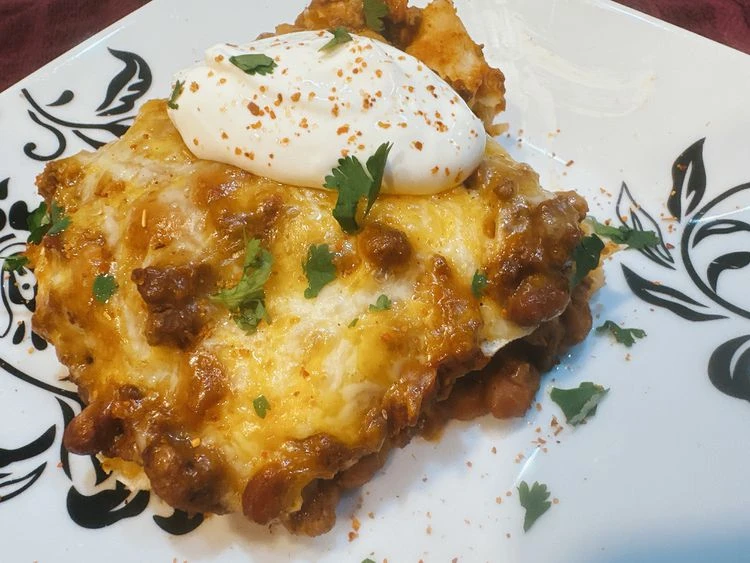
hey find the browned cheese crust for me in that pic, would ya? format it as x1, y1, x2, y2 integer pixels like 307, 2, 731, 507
27, 0, 597, 536
276, 0, 506, 128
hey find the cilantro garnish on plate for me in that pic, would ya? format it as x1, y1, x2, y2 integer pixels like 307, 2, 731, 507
518, 481, 552, 532
27, 201, 70, 244
471, 270, 488, 298
570, 234, 603, 287
596, 320, 646, 347
253, 395, 271, 418
2, 253, 28, 273
324, 142, 392, 234
369, 294, 392, 311
550, 382, 609, 426
363, 0, 389, 32
211, 238, 273, 333
304, 243, 337, 298
589, 216, 660, 250
92, 274, 118, 303
320, 27, 353, 52
229, 54, 277, 76
167, 79, 184, 109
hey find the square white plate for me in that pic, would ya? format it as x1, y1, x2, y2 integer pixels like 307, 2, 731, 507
1, 1, 750, 561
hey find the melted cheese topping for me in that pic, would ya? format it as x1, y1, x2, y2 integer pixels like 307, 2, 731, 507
30, 100, 564, 517
167, 31, 486, 195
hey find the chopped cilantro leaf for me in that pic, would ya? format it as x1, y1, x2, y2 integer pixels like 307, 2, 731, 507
229, 54, 277, 76
26, 202, 49, 244
348, 318, 359, 328
364, 142, 391, 214
2, 253, 28, 273
596, 320, 646, 347
27, 201, 70, 244
325, 157, 371, 233
211, 238, 273, 333
589, 216, 660, 250
92, 274, 118, 303
364, 0, 389, 32
320, 27, 353, 52
234, 301, 269, 333
253, 395, 270, 418
571, 234, 603, 287
167, 79, 184, 110
550, 382, 609, 426
304, 244, 337, 298
362, 559, 377, 563
324, 142, 392, 233
369, 294, 391, 311
47, 202, 70, 236
471, 270, 488, 298
518, 481, 552, 532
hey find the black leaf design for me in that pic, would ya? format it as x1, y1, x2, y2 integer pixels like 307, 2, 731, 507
707, 252, 750, 292
72, 129, 107, 150
0, 179, 8, 232
0, 239, 35, 338
0, 356, 81, 404
0, 427, 55, 504
21, 53, 150, 162
681, 182, 750, 320
57, 399, 76, 480
0, 426, 56, 468
48, 90, 74, 107
0, 180, 7, 232
67, 481, 150, 529
616, 182, 674, 268
0, 463, 46, 503
12, 322, 24, 344
96, 49, 152, 117
693, 219, 750, 246
9, 201, 31, 231
622, 264, 725, 322
7, 269, 34, 308
667, 138, 706, 221
31, 330, 48, 351
23, 109, 67, 161
153, 509, 204, 535
708, 335, 750, 402
1, 284, 16, 339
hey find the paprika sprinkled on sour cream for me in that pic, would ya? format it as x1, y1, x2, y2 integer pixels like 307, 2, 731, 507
167, 30, 485, 195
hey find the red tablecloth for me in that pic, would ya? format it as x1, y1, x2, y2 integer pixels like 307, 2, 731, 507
1, 0, 749, 92
1, 0, 148, 92
624, 0, 750, 53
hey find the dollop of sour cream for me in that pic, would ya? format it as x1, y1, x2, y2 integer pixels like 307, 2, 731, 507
168, 30, 486, 195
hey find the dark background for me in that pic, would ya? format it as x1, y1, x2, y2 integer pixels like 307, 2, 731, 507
1, 0, 748, 92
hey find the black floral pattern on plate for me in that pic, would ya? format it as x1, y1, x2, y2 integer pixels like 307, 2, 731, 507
4, 45, 746, 540
619, 138, 750, 402
0, 49, 203, 536
21, 49, 151, 161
